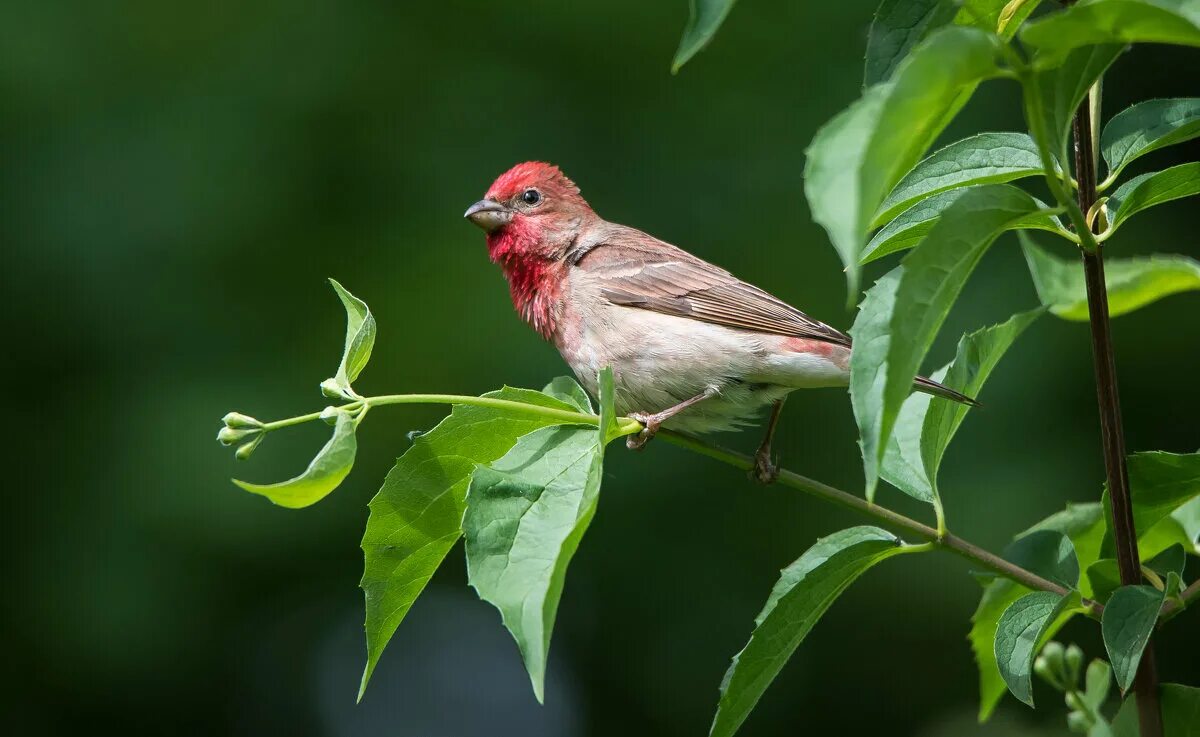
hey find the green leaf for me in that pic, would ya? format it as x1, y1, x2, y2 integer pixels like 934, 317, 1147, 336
995, 590, 1081, 706
882, 308, 1043, 505
1102, 584, 1165, 690
542, 376, 593, 414
1107, 162, 1200, 232
805, 26, 1003, 302
1026, 44, 1125, 165
873, 133, 1045, 226
955, 0, 1044, 39
851, 185, 1043, 500
1113, 683, 1200, 737
1022, 233, 1200, 321
1148, 543, 1187, 579
1171, 496, 1200, 552
1101, 98, 1200, 182
863, 185, 1060, 264
972, 505, 1101, 720
1022, 0, 1200, 68
710, 527, 916, 737
233, 408, 358, 508
672, 0, 738, 72
864, 0, 958, 87
463, 422, 604, 702
326, 279, 376, 399
358, 386, 585, 699
1084, 658, 1115, 714
1129, 450, 1200, 540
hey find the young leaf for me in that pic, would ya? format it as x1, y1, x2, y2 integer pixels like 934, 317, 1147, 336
1022, 234, 1200, 321
995, 590, 1081, 706
863, 186, 1060, 264
1022, 0, 1200, 67
672, 0, 738, 73
882, 308, 1043, 505
1025, 44, 1125, 165
1112, 683, 1200, 737
1102, 585, 1165, 690
1107, 162, 1200, 232
955, 0, 1043, 39
359, 386, 588, 699
463, 422, 604, 703
972, 505, 1100, 720
805, 26, 1003, 301
233, 409, 358, 508
326, 279, 376, 399
873, 133, 1045, 226
852, 185, 1043, 500
542, 376, 593, 414
1101, 98, 1200, 183
709, 527, 917, 737
864, 0, 958, 87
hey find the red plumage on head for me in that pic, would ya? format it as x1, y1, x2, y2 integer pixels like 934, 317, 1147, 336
485, 161, 583, 204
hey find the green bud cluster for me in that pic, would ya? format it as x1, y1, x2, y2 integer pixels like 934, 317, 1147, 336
218, 411, 265, 460
1035, 641, 1112, 734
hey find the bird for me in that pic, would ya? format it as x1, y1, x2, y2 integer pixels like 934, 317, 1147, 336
464, 162, 975, 483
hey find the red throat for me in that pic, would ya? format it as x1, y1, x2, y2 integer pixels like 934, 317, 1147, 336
487, 218, 564, 339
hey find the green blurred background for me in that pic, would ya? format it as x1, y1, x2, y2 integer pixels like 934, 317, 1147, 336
4, 1, 1198, 735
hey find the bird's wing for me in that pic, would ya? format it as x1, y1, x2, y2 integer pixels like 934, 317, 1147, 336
572, 226, 851, 347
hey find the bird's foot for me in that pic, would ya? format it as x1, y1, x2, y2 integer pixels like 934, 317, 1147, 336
625, 412, 661, 451
751, 449, 779, 485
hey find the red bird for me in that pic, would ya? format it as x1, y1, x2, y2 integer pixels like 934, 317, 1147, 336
465, 162, 973, 482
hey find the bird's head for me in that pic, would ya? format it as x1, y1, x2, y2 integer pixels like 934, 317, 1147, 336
465, 162, 593, 263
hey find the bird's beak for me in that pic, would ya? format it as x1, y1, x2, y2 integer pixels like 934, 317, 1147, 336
464, 199, 512, 232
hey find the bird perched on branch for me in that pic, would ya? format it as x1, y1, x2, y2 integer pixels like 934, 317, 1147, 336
465, 162, 974, 482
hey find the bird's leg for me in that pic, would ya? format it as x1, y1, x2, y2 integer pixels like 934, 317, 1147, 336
751, 398, 786, 485
626, 386, 720, 451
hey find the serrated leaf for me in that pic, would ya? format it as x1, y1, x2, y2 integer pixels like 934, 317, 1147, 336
955, 0, 1043, 39
1101, 98, 1200, 181
873, 133, 1045, 226
709, 526, 915, 737
673, 0, 738, 72
851, 185, 1043, 500
972, 505, 1101, 720
995, 590, 1081, 706
327, 279, 376, 398
464, 422, 604, 702
233, 409, 358, 508
882, 308, 1042, 504
1026, 44, 1125, 165
863, 185, 1061, 264
542, 376, 593, 414
805, 26, 1003, 302
1107, 162, 1200, 232
1113, 683, 1200, 737
1102, 584, 1165, 690
1021, 233, 1200, 321
358, 387, 586, 699
864, 0, 958, 87
1022, 0, 1200, 68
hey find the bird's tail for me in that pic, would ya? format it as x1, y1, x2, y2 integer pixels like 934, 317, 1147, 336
913, 375, 980, 407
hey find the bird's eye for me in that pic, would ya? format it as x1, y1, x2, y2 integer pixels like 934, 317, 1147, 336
521, 189, 541, 205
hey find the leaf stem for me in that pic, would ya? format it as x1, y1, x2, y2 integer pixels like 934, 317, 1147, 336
657, 430, 1099, 613
1159, 577, 1200, 623
1069, 77, 1163, 737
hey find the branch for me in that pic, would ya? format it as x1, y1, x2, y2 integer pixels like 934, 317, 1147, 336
1160, 577, 1200, 623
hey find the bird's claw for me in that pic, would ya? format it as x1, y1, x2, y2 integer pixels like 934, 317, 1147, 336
625, 413, 659, 451
751, 450, 779, 485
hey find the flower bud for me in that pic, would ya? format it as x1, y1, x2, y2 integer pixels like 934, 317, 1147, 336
1034, 655, 1058, 688
1066, 711, 1090, 733
218, 426, 259, 446
235, 434, 263, 460
1065, 691, 1085, 712
320, 405, 340, 426
222, 412, 262, 428
1064, 644, 1084, 686
321, 378, 347, 399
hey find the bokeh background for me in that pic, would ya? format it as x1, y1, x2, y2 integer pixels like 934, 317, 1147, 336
4, 2, 1198, 735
